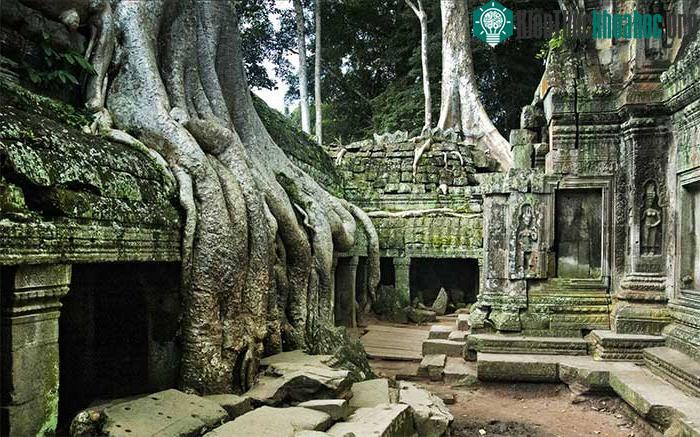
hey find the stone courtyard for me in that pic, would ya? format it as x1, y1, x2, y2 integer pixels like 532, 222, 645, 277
2, 0, 700, 436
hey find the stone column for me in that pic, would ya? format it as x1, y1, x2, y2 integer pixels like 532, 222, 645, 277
393, 257, 411, 307
334, 257, 359, 328
613, 119, 672, 335
1, 264, 71, 436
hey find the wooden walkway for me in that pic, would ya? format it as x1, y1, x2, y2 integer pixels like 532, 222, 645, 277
360, 324, 429, 361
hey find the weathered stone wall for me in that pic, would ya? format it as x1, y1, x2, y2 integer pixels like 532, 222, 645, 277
332, 130, 487, 259
0, 81, 181, 264
470, 1, 700, 341
663, 33, 700, 360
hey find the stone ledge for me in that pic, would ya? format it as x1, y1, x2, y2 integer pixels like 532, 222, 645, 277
421, 339, 465, 357
644, 347, 700, 397
474, 352, 700, 436
468, 334, 589, 356
588, 330, 665, 362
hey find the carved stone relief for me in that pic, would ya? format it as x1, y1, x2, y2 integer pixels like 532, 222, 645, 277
640, 181, 663, 257
508, 196, 547, 280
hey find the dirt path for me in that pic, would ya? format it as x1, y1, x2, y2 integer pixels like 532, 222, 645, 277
370, 359, 657, 437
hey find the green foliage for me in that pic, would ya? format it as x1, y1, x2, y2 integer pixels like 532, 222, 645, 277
22, 33, 95, 90
536, 31, 566, 60
280, 0, 555, 141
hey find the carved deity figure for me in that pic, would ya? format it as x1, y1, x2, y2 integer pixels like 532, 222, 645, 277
516, 204, 539, 275
641, 182, 662, 256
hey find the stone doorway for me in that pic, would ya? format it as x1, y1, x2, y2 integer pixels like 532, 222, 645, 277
57, 262, 181, 432
555, 189, 603, 279
409, 258, 479, 310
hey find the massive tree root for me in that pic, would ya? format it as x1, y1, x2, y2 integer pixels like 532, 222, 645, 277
99, 0, 378, 394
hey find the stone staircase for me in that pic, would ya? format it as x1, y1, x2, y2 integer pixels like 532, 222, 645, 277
414, 316, 700, 436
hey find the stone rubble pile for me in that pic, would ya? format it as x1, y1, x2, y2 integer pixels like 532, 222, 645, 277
70, 351, 453, 437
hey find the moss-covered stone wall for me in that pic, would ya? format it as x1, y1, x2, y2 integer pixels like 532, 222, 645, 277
0, 80, 181, 264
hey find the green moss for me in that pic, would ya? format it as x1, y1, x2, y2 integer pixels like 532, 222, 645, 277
253, 94, 344, 197
0, 78, 90, 130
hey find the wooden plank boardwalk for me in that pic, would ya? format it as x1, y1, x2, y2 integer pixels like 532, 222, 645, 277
360, 324, 429, 361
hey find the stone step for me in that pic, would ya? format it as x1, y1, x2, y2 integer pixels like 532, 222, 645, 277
326, 404, 414, 437
428, 325, 453, 340
473, 353, 700, 436
644, 347, 700, 397
443, 357, 477, 383
469, 334, 589, 356
448, 331, 467, 342
456, 314, 470, 331
588, 330, 665, 362
477, 353, 561, 382
206, 406, 332, 437
422, 339, 466, 357
609, 368, 700, 435
417, 354, 446, 380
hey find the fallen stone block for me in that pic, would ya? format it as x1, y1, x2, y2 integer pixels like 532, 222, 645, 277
431, 288, 448, 316
294, 432, 336, 437
422, 339, 465, 357
349, 378, 390, 408
418, 354, 446, 381
298, 399, 350, 421
428, 325, 452, 340
326, 404, 414, 437
204, 394, 253, 420
261, 350, 334, 370
398, 382, 453, 437
443, 357, 476, 383
205, 406, 332, 437
73, 389, 228, 437
407, 307, 437, 324
246, 366, 352, 406
448, 331, 467, 342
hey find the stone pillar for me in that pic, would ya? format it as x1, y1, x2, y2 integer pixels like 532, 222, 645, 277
334, 257, 359, 328
613, 119, 672, 335
1, 264, 71, 436
393, 257, 411, 307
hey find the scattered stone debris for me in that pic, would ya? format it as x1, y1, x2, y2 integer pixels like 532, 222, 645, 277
69, 351, 454, 437
70, 389, 228, 437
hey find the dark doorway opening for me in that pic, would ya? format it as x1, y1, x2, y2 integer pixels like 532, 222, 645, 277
409, 258, 479, 309
379, 257, 395, 286
57, 262, 180, 432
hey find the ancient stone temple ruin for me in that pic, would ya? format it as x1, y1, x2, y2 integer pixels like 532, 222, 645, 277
2, 0, 700, 436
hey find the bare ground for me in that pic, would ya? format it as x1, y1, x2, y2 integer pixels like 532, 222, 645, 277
370, 359, 659, 437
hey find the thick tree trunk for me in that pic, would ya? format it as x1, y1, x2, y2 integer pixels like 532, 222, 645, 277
314, 0, 322, 145
293, 0, 311, 133
90, 0, 379, 395
437, 0, 512, 170
405, 0, 431, 134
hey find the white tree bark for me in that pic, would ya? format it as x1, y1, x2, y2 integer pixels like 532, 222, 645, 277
314, 0, 323, 145
293, 0, 311, 133
405, 0, 432, 134
59, 0, 382, 395
437, 0, 513, 170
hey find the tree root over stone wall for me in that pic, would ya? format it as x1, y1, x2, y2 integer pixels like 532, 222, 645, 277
94, 0, 379, 395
